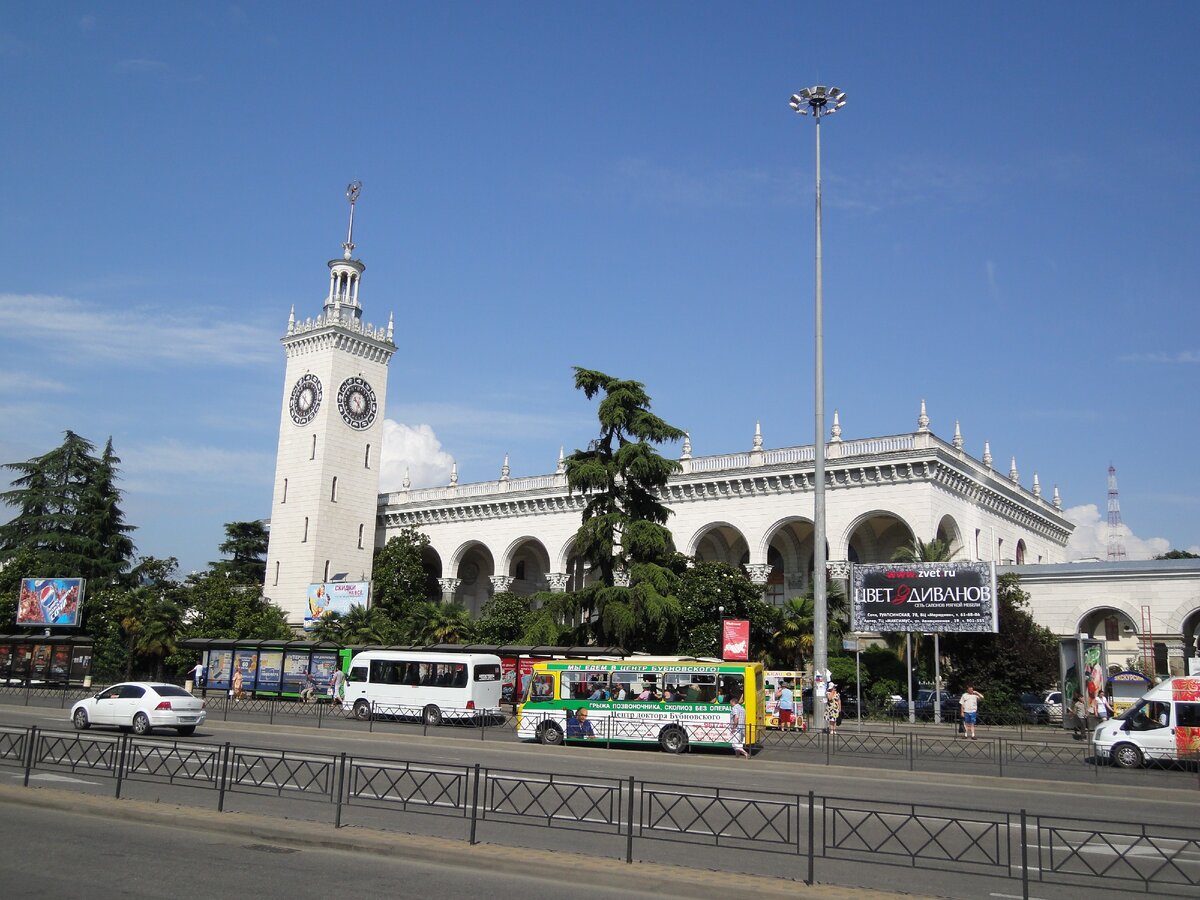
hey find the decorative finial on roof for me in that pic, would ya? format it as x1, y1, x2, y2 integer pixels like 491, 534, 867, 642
830, 410, 842, 443
1032, 473, 1041, 498
343, 181, 362, 260
386, 311, 394, 341
983, 440, 993, 469
1009, 456, 1019, 483
402, 467, 411, 490
556, 445, 565, 474
752, 420, 763, 451
917, 399, 930, 433
500, 453, 510, 481
1053, 485, 1062, 511
952, 419, 963, 452
680, 432, 692, 460
449, 461, 458, 486
287, 305, 296, 334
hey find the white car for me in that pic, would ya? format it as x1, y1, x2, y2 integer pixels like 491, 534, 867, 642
70, 682, 207, 736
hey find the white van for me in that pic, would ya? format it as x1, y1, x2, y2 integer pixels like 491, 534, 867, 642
1092, 676, 1200, 768
344, 650, 503, 725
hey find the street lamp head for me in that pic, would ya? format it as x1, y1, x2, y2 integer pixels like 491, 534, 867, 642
790, 85, 847, 117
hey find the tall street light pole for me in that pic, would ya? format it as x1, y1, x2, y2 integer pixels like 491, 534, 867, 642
790, 85, 846, 730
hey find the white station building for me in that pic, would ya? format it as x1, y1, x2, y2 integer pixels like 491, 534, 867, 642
263, 201, 1200, 676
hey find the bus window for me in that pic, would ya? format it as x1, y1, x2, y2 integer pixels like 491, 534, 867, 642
561, 671, 609, 700
717, 675, 745, 703
474, 664, 501, 683
370, 659, 404, 685
348, 665, 367, 684
529, 673, 554, 700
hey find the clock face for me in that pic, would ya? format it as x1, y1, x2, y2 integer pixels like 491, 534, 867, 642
289, 374, 322, 426
337, 376, 378, 430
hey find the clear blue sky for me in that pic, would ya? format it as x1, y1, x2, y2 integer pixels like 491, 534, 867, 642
2, 3, 1198, 575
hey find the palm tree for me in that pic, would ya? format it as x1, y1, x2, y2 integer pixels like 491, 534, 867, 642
338, 605, 396, 645
308, 611, 344, 643
416, 602, 474, 644
772, 596, 814, 670
884, 536, 959, 679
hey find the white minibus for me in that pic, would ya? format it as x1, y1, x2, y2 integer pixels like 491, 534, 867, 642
1092, 676, 1200, 768
344, 650, 503, 725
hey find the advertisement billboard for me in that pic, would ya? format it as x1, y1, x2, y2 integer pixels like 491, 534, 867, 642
234, 649, 259, 692
304, 581, 369, 631
850, 562, 998, 633
1059, 638, 1107, 729
282, 651, 310, 693
17, 578, 85, 627
258, 651, 284, 692
207, 650, 233, 691
722, 619, 750, 661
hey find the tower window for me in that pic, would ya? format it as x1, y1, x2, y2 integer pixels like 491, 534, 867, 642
282, 478, 288, 504
358, 524, 365, 549
331, 476, 338, 502
324, 560, 330, 582
311, 434, 317, 460
303, 517, 309, 542
365, 444, 371, 469
274, 561, 280, 586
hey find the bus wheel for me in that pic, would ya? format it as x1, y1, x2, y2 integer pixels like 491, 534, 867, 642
1112, 743, 1143, 769
353, 700, 371, 721
423, 705, 442, 727
538, 722, 564, 746
659, 726, 688, 754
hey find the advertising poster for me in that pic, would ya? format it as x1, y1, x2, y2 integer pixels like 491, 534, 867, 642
517, 658, 537, 702
49, 646, 71, 682
17, 578, 85, 627
310, 651, 339, 687
31, 645, 51, 678
304, 581, 369, 631
0, 645, 11, 679
208, 650, 233, 690
282, 651, 310, 692
1173, 678, 1200, 757
1059, 639, 1107, 729
12, 646, 32, 676
70, 648, 93, 681
722, 619, 750, 661
850, 562, 998, 633
234, 649, 259, 692
500, 657, 518, 703
258, 651, 284, 691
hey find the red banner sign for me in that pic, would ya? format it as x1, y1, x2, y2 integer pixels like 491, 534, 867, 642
722, 619, 750, 661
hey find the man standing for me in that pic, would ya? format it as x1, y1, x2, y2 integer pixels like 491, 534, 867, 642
730, 694, 750, 759
775, 679, 796, 731
959, 686, 984, 740
190, 660, 205, 689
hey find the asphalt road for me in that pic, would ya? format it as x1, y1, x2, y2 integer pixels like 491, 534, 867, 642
2, 702, 1198, 900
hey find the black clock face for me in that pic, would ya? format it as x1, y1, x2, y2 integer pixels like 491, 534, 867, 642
337, 376, 377, 430
289, 374, 322, 426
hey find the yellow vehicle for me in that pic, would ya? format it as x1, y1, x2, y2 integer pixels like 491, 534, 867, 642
763, 670, 805, 729
517, 658, 764, 753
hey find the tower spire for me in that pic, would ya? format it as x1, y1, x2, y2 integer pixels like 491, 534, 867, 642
343, 181, 362, 260
1107, 464, 1127, 561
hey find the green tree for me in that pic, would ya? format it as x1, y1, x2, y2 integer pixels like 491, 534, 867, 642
564, 368, 685, 651
184, 573, 292, 641
940, 573, 1058, 706
210, 520, 269, 584
372, 528, 438, 619
771, 596, 814, 670
406, 601, 473, 644
474, 592, 533, 644
1154, 549, 1200, 560
675, 561, 778, 660
891, 537, 956, 564
0, 431, 136, 581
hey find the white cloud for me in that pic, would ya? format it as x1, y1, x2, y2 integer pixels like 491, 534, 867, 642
0, 294, 277, 367
0, 371, 72, 393
1118, 350, 1200, 364
379, 420, 455, 492
1063, 504, 1171, 561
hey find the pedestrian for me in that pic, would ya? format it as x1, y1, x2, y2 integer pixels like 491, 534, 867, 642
329, 667, 346, 708
730, 694, 750, 758
1070, 692, 1087, 740
231, 667, 245, 702
1095, 689, 1112, 722
775, 679, 796, 732
300, 671, 316, 704
826, 684, 842, 734
190, 660, 205, 688
959, 686, 984, 740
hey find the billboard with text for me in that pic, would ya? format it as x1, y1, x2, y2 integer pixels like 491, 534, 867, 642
304, 581, 369, 631
850, 562, 997, 633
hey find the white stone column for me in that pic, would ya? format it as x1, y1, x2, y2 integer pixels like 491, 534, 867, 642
745, 563, 772, 586
438, 578, 461, 604
489, 575, 515, 594
546, 572, 570, 593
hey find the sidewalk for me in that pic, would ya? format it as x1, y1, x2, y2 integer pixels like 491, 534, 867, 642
0, 783, 929, 900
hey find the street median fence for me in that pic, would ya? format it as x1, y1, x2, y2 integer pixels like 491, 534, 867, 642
1, 722, 1197, 899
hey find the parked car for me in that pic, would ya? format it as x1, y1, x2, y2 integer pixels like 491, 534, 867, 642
891, 689, 958, 720
70, 682, 206, 736
1020, 690, 1064, 724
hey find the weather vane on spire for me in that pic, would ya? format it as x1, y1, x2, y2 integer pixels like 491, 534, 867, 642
343, 180, 362, 260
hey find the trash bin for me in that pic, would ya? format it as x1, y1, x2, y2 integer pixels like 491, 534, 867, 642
185, 679, 194, 693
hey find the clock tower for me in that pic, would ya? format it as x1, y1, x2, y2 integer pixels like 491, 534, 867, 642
263, 183, 395, 626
